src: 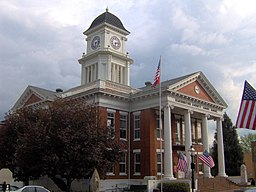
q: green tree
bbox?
[0,107,47,185]
[211,113,243,176]
[0,98,122,192]
[240,133,256,153]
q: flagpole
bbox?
[152,56,163,191]
[159,56,163,192]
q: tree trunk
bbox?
[66,177,72,192]
[24,178,29,186]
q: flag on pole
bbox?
[198,150,215,168]
[177,152,188,172]
[152,57,161,87]
[236,81,256,129]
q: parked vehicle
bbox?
[11,185,50,192]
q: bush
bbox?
[157,182,190,192]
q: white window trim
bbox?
[107,109,116,113]
[133,111,141,115]
[107,173,115,176]
[120,111,128,115]
[119,153,126,175]
[133,173,141,176]
[156,149,164,174]
[134,151,141,175]
[119,173,127,176]
[120,112,127,140]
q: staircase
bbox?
[197,176,241,192]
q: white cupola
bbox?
[78,9,133,86]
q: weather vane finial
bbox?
[106,7,108,12]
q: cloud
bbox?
[0,0,256,145]
[171,43,205,56]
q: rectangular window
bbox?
[199,160,203,174]
[106,147,115,175]
[134,153,141,174]
[107,162,115,175]
[174,115,181,144]
[157,152,162,174]
[119,153,126,175]
[197,121,202,144]
[134,114,140,140]
[191,119,196,143]
[120,114,127,140]
[107,112,115,138]
[156,117,161,139]
[182,120,185,145]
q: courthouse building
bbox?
[12,9,228,182]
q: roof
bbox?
[138,71,228,108]
[139,72,198,90]
[85,9,129,34]
[29,85,58,100]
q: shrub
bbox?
[157,182,190,192]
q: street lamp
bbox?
[189,146,196,192]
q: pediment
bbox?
[167,71,227,108]
[24,94,42,106]
[12,85,58,111]
[177,81,214,102]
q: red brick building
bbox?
[11,9,228,182]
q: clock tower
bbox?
[78,9,133,86]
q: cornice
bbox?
[78,48,133,64]
[84,23,130,36]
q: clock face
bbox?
[91,36,100,50]
[110,36,121,49]
[194,85,200,94]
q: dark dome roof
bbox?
[86,10,129,33]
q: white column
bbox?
[86,67,89,83]
[164,105,175,179]
[81,65,86,84]
[185,110,192,162]
[127,62,130,86]
[94,64,97,81]
[112,63,116,82]
[202,114,211,178]
[120,66,123,84]
[217,117,227,177]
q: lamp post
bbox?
[189,146,196,192]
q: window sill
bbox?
[133,173,141,176]
[119,173,127,176]
[107,173,115,176]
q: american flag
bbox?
[198,150,215,168]
[177,152,188,172]
[236,81,256,129]
[152,57,161,87]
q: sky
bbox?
[1,0,256,141]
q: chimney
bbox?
[56,88,63,93]
[145,81,152,87]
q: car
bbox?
[12,185,50,192]
[9,185,20,191]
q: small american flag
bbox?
[152,57,161,87]
[236,81,256,129]
[198,150,215,168]
[177,152,188,172]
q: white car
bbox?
[13,185,50,192]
